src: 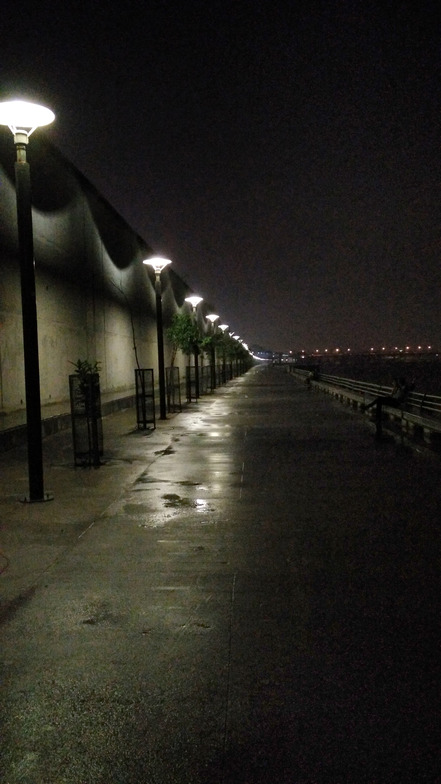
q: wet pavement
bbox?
[1,364,440,783]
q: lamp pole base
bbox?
[19,492,54,504]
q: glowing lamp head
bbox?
[143,256,172,274]
[185,295,203,309]
[206,313,219,324]
[218,324,229,332]
[0,100,55,139]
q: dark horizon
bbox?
[1,1,439,353]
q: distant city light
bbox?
[278,343,437,356]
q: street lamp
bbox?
[231,335,241,376]
[206,314,219,390]
[218,323,229,384]
[185,295,203,399]
[0,100,55,502]
[185,296,203,309]
[143,256,172,420]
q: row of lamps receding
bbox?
[0,99,249,503]
[143,256,245,424]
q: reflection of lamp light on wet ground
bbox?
[185,295,203,398]
[143,256,172,420]
[0,100,55,502]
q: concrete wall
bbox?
[0,131,194,432]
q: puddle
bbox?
[162,493,192,508]
[154,446,175,456]
[134,474,171,485]
[162,494,214,511]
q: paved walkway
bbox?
[1,365,440,783]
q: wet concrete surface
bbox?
[1,365,440,782]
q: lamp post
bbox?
[143,256,172,420]
[231,335,241,377]
[218,323,229,383]
[184,295,203,399]
[0,100,55,502]
[206,313,219,390]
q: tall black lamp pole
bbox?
[206,313,219,390]
[185,295,203,400]
[0,100,54,502]
[143,257,172,420]
[218,323,229,384]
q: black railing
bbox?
[314,373,441,419]
[69,373,103,466]
[135,368,155,429]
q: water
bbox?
[310,355,441,395]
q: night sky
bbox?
[1,1,439,352]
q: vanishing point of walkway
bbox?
[1,365,440,783]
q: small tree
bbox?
[70,358,101,378]
[166,313,200,365]
[69,359,101,398]
[69,358,103,465]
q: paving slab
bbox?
[1,365,440,783]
